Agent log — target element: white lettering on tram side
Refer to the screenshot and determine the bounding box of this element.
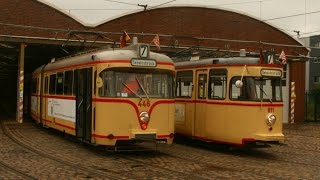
[48,98,76,122]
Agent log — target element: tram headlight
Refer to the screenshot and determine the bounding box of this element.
[139,111,150,123]
[266,113,276,126]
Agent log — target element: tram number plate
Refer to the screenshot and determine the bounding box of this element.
[135,134,156,140]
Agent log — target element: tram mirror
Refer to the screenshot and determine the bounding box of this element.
[96,77,103,88]
[235,80,243,88]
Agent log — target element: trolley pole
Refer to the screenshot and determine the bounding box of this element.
[16,43,25,123]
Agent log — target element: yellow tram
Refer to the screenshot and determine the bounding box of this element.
[175,56,284,147]
[30,43,175,146]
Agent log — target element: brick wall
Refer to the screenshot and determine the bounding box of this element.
[0,0,85,39]
[0,2,308,56]
[93,7,308,56]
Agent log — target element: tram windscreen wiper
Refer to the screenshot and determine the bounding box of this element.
[259,86,272,103]
[135,77,149,100]
[121,81,142,99]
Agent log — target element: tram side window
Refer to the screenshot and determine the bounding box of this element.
[230,77,257,101]
[49,74,56,94]
[208,69,227,99]
[31,78,37,94]
[230,77,282,102]
[64,70,73,95]
[56,72,63,95]
[99,71,116,97]
[274,79,282,101]
[36,78,39,93]
[198,74,207,99]
[176,71,193,98]
[152,74,173,98]
[44,76,48,94]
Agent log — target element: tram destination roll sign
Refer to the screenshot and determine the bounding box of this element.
[261,69,282,77]
[131,58,157,67]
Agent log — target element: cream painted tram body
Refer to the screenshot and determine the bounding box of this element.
[30,44,175,146]
[175,57,284,147]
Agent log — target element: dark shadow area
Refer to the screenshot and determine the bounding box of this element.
[0,78,17,118]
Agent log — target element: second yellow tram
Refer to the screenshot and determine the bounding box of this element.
[175,56,284,147]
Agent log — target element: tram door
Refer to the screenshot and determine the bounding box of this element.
[194,70,207,137]
[75,68,92,142]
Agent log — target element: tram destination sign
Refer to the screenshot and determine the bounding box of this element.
[131,58,157,67]
[261,69,282,77]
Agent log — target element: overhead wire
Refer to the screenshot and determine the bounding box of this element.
[148,0,176,10]
[0,22,315,50]
[263,10,320,21]
[299,29,320,36]
[103,0,138,6]
[66,0,177,11]
[216,0,270,6]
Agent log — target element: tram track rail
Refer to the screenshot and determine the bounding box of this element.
[0,124,37,180]
[5,119,320,179]
[156,141,317,179]
[1,120,121,179]
[0,113,36,179]
[2,112,320,179]
[116,152,213,179]
[12,121,250,179]
[3,120,210,179]
[0,160,37,180]
[158,144,281,179]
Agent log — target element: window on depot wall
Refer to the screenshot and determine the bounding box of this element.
[282,65,287,87]
[314,76,320,84]
[314,57,320,64]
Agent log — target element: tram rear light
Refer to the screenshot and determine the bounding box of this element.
[107,134,114,139]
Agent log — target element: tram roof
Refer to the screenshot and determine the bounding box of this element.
[175,57,264,67]
[32,44,173,74]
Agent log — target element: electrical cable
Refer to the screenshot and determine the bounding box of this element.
[263,10,320,21]
[103,0,137,6]
[216,0,270,6]
[0,22,317,50]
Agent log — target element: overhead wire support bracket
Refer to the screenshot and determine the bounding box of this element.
[138,4,147,11]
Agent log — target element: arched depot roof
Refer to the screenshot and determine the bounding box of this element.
[0,1,309,60]
[91,5,309,58]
